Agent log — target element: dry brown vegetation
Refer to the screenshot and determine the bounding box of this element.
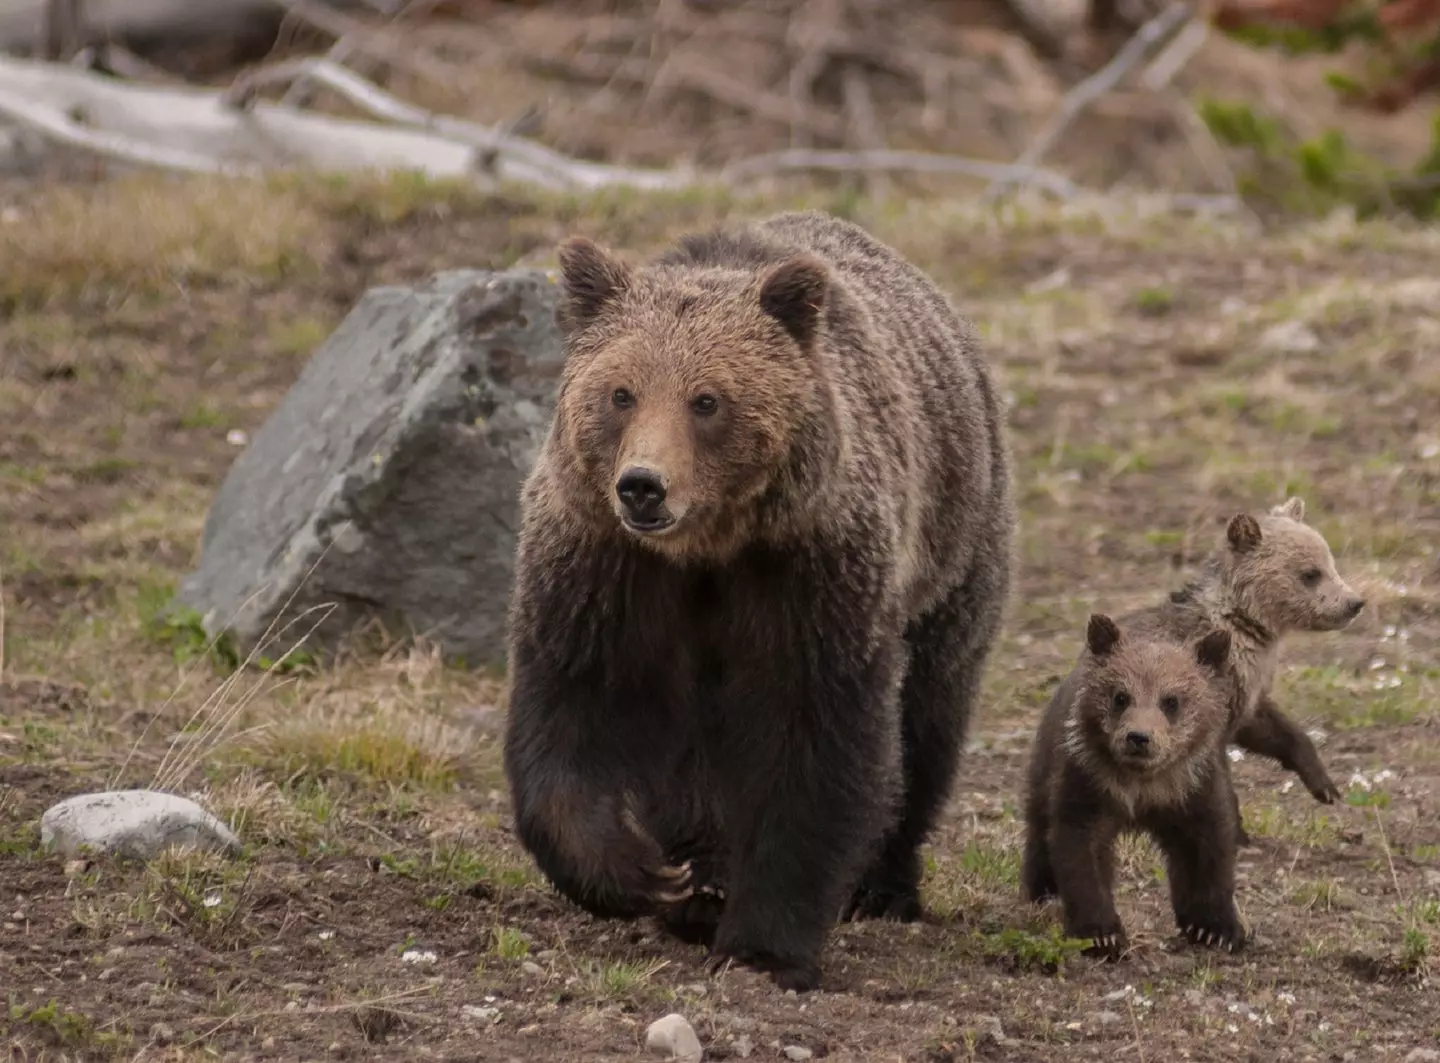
[1,170,1439,1060]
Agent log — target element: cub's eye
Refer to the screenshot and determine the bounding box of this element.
[612,388,635,409]
[1160,694,1181,717]
[1111,690,1131,713]
[1300,567,1322,588]
[691,394,719,416]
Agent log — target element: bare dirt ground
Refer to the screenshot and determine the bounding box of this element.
[1,172,1439,1061]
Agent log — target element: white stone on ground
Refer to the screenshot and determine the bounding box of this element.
[40,790,242,860]
[645,1013,703,1062]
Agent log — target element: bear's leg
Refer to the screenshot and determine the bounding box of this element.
[709,639,907,992]
[1233,694,1342,804]
[1049,793,1127,960]
[1147,777,1248,953]
[848,574,1004,921]
[504,657,695,920]
[1020,747,1058,903]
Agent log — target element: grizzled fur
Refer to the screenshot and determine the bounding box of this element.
[1117,496,1366,842]
[1021,614,1246,959]
[501,210,1015,992]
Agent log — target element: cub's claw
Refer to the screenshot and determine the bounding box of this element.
[1180,918,1247,953]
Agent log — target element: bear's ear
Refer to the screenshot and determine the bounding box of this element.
[556,236,630,334]
[1271,496,1305,521]
[1226,513,1262,554]
[1086,614,1122,658]
[1195,627,1232,673]
[758,255,828,347]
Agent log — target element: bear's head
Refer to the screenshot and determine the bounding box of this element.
[1221,496,1366,636]
[1069,614,1232,783]
[548,234,840,562]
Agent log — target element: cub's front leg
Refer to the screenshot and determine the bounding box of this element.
[1147,775,1248,953]
[709,632,907,993]
[1048,768,1127,960]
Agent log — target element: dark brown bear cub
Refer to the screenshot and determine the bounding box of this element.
[502,210,1015,992]
[1021,614,1246,959]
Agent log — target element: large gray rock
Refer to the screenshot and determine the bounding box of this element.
[41,790,242,860]
[176,269,565,669]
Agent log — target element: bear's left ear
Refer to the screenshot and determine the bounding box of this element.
[758,256,828,347]
[1271,496,1305,521]
[1195,627,1232,673]
[556,236,631,335]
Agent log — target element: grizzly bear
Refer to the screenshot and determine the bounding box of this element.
[501,209,1015,991]
[1118,496,1366,842]
[1021,613,1245,958]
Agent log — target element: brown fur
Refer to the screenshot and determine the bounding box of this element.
[1120,496,1366,837]
[502,210,1015,991]
[1021,614,1247,958]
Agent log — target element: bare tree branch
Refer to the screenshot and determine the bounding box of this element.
[984,1,1194,201]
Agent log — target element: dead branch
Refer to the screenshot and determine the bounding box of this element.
[985,1,1194,201]
[719,148,1081,198]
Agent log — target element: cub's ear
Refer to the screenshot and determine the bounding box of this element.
[1086,614,1122,658]
[556,236,630,334]
[1226,513,1262,554]
[758,255,828,347]
[1195,628,1232,673]
[1271,496,1305,521]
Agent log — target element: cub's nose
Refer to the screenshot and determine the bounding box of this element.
[1346,597,1366,619]
[1124,731,1151,754]
[616,467,667,519]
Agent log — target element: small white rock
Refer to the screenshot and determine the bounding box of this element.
[783,1048,813,1062]
[1259,320,1319,353]
[520,960,544,978]
[1404,1050,1440,1063]
[733,1035,754,1059]
[400,948,437,965]
[645,1013,702,1063]
[40,790,241,860]
[463,1005,500,1024]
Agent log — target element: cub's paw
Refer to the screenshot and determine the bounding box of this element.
[1179,913,1249,953]
[662,885,727,947]
[707,944,819,993]
[845,882,922,923]
[1069,922,1129,961]
[1307,775,1343,805]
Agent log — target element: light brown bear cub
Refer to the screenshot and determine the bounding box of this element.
[1121,496,1366,842]
[1021,613,1244,959]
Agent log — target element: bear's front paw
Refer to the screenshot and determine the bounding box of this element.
[708,943,820,993]
[1179,911,1248,953]
[570,799,694,918]
[1306,773,1343,805]
[1068,920,1129,961]
[845,881,922,923]
[662,885,727,947]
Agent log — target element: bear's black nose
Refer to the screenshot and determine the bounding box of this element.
[616,468,667,519]
[1346,597,1366,618]
[1124,731,1151,753]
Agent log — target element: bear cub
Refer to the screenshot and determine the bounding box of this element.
[1021,613,1246,959]
[1122,496,1366,841]
[502,210,1015,992]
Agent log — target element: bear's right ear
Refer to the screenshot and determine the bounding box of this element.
[1086,614,1121,658]
[1270,496,1305,521]
[1226,513,1262,554]
[556,236,630,334]
[1195,628,1232,673]
[758,255,828,347]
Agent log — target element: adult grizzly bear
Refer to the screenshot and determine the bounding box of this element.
[501,210,1015,992]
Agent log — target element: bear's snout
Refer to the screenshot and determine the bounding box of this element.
[1345,596,1366,620]
[615,466,673,532]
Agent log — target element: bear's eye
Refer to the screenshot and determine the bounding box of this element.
[612,388,635,409]
[1111,690,1131,713]
[690,394,719,417]
[1299,567,1322,588]
[1160,694,1181,717]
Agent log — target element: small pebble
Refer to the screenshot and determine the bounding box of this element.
[520,960,544,978]
[1404,1050,1440,1063]
[783,1048,813,1062]
[645,1013,702,1063]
